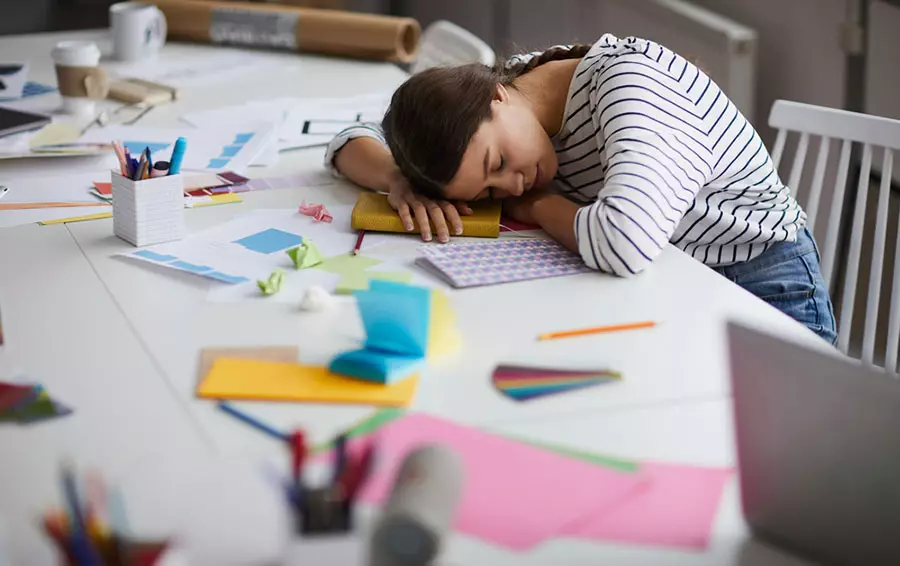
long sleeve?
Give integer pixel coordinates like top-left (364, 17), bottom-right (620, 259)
top-left (574, 64), bottom-right (713, 276)
top-left (323, 122), bottom-right (387, 177)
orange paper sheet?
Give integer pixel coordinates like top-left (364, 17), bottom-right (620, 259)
top-left (196, 357), bottom-right (418, 407)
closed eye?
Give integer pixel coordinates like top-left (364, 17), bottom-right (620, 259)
top-left (496, 156), bottom-right (505, 171)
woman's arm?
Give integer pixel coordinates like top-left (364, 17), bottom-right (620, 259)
top-left (327, 126), bottom-right (472, 242)
top-left (333, 136), bottom-right (398, 193)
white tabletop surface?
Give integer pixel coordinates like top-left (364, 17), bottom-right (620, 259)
top-left (0, 30), bottom-right (824, 566)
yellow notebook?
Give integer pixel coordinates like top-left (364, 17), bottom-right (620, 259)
top-left (351, 192), bottom-right (502, 238)
top-left (196, 357), bottom-right (418, 407)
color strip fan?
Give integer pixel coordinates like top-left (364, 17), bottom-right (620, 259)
top-left (492, 365), bottom-right (621, 402)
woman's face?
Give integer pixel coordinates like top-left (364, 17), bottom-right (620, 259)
top-left (442, 85), bottom-right (558, 202)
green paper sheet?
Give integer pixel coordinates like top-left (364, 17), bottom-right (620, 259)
top-left (315, 254), bottom-right (381, 276)
top-left (257, 270), bottom-right (285, 296)
top-left (311, 408), bottom-right (406, 455)
top-left (286, 240), bottom-right (324, 269)
top-left (335, 271), bottom-right (412, 295)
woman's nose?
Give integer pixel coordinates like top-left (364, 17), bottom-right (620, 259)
top-left (508, 172), bottom-right (525, 196)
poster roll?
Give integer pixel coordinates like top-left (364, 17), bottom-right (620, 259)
top-left (152, 0), bottom-right (420, 63)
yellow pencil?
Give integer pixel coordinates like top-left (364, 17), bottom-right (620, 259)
top-left (538, 320), bottom-right (657, 341)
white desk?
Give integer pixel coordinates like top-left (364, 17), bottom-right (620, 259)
top-left (0, 30), bottom-right (822, 566)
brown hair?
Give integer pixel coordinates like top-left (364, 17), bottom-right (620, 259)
top-left (382, 44), bottom-right (593, 200)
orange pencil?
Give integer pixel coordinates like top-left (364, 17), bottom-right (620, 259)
top-left (538, 320), bottom-right (656, 341)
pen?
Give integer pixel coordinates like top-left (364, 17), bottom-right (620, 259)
top-left (168, 137), bottom-right (187, 176)
top-left (332, 434), bottom-right (347, 487)
top-left (144, 146), bottom-right (153, 175)
top-left (216, 401), bottom-right (287, 442)
top-left (0, 186), bottom-right (8, 201)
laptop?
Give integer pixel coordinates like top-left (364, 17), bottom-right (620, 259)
top-left (728, 322), bottom-right (900, 566)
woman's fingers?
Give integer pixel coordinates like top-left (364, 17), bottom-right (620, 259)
top-left (427, 201), bottom-right (451, 243)
top-left (409, 198), bottom-right (433, 242)
top-left (455, 201), bottom-right (473, 216)
top-left (440, 201), bottom-right (463, 236)
top-left (394, 201), bottom-right (415, 232)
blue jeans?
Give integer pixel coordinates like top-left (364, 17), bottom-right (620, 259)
top-left (713, 228), bottom-right (837, 344)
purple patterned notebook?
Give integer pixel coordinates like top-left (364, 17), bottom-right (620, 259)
top-left (416, 239), bottom-right (592, 288)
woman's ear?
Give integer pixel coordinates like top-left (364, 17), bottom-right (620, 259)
top-left (494, 84), bottom-right (510, 103)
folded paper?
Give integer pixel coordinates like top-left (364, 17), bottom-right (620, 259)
top-left (286, 240), bottom-right (323, 269)
top-left (298, 201), bottom-right (333, 223)
top-left (257, 269), bottom-right (285, 296)
top-left (0, 381), bottom-right (72, 424)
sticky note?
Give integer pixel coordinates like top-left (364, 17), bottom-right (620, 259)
top-left (427, 290), bottom-right (460, 359)
top-left (333, 271), bottom-right (411, 295)
top-left (358, 281), bottom-right (430, 356)
top-left (196, 358), bottom-right (418, 407)
top-left (315, 254), bottom-right (381, 276)
top-left (197, 346), bottom-right (300, 383)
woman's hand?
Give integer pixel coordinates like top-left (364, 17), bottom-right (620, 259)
top-left (386, 168), bottom-right (472, 243)
top-left (502, 189), bottom-right (553, 226)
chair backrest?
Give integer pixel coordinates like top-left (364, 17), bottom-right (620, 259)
top-left (769, 100), bottom-right (900, 368)
top-left (410, 20), bottom-right (496, 75)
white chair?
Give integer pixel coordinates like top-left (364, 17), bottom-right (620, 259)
top-left (768, 100), bottom-right (900, 368)
top-left (410, 20), bottom-right (496, 74)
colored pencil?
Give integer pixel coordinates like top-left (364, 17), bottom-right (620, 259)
top-left (352, 230), bottom-right (366, 255)
top-left (216, 401), bottom-right (287, 442)
top-left (537, 320), bottom-right (657, 341)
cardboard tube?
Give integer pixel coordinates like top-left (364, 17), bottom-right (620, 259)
top-left (151, 0), bottom-right (420, 63)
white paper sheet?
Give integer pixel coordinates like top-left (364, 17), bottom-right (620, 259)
top-left (119, 207), bottom-right (384, 286)
top-left (181, 92), bottom-right (392, 152)
top-left (0, 171), bottom-right (110, 228)
top-left (79, 123), bottom-right (277, 173)
top-left (104, 51), bottom-right (279, 88)
top-left (280, 93), bottom-right (391, 150)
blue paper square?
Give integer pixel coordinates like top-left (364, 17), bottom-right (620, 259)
top-left (219, 145), bottom-right (241, 158)
top-left (234, 229), bottom-right (303, 254)
top-left (206, 272), bottom-right (250, 284)
top-left (133, 250), bottom-right (178, 262)
top-left (233, 133), bottom-right (254, 144)
top-left (123, 141), bottom-right (170, 155)
top-left (206, 158), bottom-right (231, 169)
top-left (170, 260), bottom-right (213, 274)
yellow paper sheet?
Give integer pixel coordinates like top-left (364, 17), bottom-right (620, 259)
top-left (196, 357), bottom-right (418, 407)
top-left (196, 345), bottom-right (299, 383)
top-left (427, 289), bottom-right (461, 359)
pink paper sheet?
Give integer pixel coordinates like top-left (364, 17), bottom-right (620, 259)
top-left (356, 414), bottom-right (646, 550)
top-left (562, 463), bottom-right (732, 550)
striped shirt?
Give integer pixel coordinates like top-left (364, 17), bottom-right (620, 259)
top-left (325, 34), bottom-right (805, 276)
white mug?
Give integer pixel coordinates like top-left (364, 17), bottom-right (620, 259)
top-left (110, 1), bottom-right (167, 62)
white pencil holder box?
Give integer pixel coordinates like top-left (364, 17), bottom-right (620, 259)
top-left (111, 171), bottom-right (185, 247)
